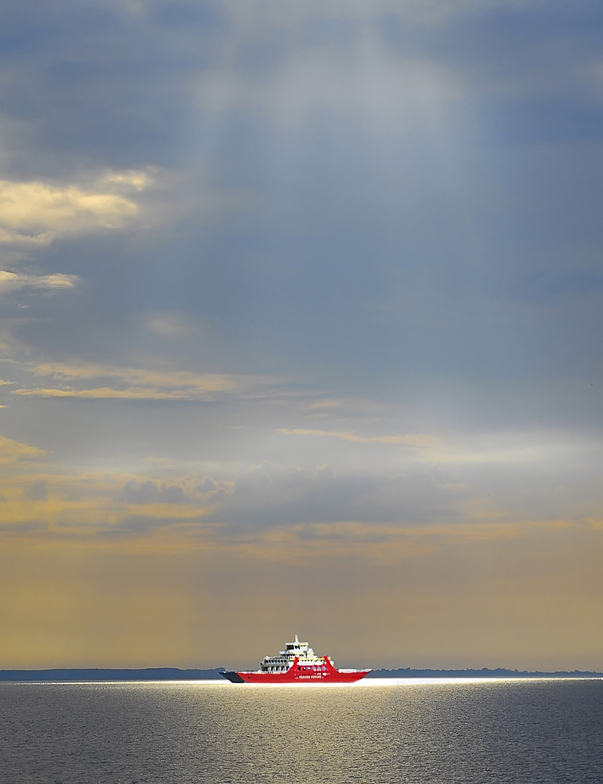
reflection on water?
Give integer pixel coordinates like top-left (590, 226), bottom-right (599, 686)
top-left (1, 679), bottom-right (602, 783)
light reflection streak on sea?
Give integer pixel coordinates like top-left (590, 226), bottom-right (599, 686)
top-left (1, 678), bottom-right (602, 783)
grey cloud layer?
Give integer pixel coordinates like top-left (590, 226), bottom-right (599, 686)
top-left (0, 0), bottom-right (602, 539)
top-left (112, 431), bottom-right (603, 532)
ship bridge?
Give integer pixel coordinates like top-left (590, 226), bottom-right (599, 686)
top-left (259, 634), bottom-right (330, 672)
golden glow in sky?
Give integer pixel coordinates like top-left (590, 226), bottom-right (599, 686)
top-left (1, 0), bottom-right (603, 671)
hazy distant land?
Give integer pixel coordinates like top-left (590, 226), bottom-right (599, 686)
top-left (1, 667), bottom-right (601, 682)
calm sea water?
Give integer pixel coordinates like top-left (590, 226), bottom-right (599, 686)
top-left (1, 679), bottom-right (602, 783)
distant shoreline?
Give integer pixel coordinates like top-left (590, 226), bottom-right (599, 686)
top-left (1, 667), bottom-right (602, 682)
top-left (367, 668), bottom-right (603, 679)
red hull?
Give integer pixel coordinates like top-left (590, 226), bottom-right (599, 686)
top-left (222, 656), bottom-right (370, 684)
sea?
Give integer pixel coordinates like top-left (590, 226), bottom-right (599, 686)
top-left (1, 678), bottom-right (602, 783)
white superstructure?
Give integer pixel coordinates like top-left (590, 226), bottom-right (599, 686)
top-left (259, 635), bottom-right (333, 673)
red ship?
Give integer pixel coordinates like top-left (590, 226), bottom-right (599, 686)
top-left (220, 635), bottom-right (370, 684)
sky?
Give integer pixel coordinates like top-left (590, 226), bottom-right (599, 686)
top-left (1, 0), bottom-right (603, 671)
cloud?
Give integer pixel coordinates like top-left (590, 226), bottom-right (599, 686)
top-left (0, 468), bottom-right (215, 538)
top-left (31, 362), bottom-right (242, 388)
top-left (222, 0), bottom-right (538, 27)
top-left (145, 313), bottom-right (197, 338)
top-left (277, 428), bottom-right (438, 447)
top-left (197, 38), bottom-right (463, 132)
top-left (0, 435), bottom-right (47, 463)
top-left (122, 480), bottom-right (160, 504)
top-left (11, 361), bottom-right (284, 402)
top-left (120, 475), bottom-right (231, 507)
top-left (0, 460), bottom-right (456, 536)
top-left (204, 462), bottom-right (456, 527)
top-left (24, 480), bottom-right (48, 501)
top-left (116, 0), bottom-right (541, 28)
top-left (197, 477), bottom-right (218, 493)
top-left (122, 480), bottom-right (187, 504)
top-left (307, 399), bottom-right (342, 411)
top-left (0, 271), bottom-right (79, 293)
top-left (12, 386), bottom-right (211, 401)
top-left (0, 171), bottom-right (151, 245)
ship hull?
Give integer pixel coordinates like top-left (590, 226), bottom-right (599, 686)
top-left (221, 656), bottom-right (370, 684)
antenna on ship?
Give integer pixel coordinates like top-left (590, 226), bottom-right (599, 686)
top-left (295, 634), bottom-right (299, 645)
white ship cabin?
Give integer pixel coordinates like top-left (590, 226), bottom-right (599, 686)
top-left (259, 635), bottom-right (332, 672)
